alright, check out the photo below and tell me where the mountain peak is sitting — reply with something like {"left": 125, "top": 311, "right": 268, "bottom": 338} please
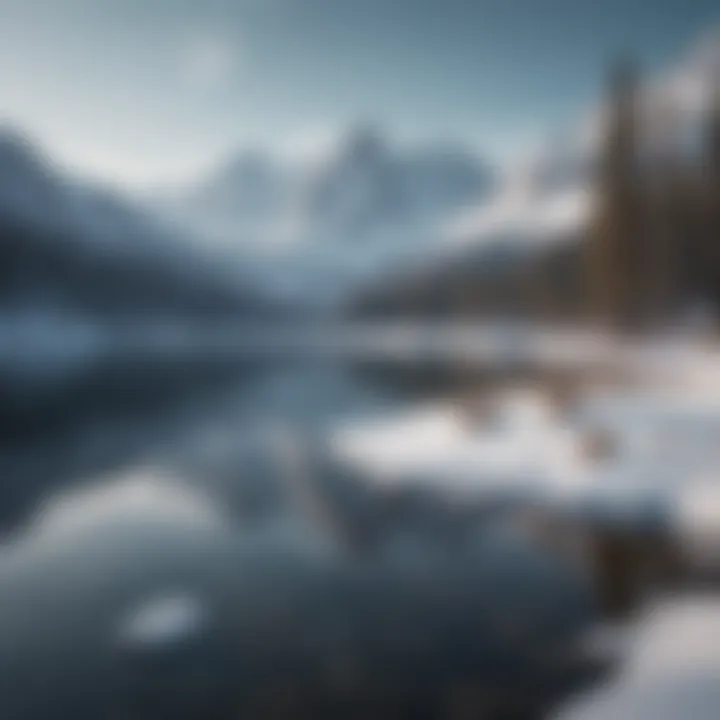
{"left": 335, "top": 126, "right": 389, "bottom": 165}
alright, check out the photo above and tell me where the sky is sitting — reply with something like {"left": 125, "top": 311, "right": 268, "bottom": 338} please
{"left": 0, "top": 0, "right": 718, "bottom": 190}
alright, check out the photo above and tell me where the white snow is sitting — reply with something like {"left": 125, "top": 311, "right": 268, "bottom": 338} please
{"left": 444, "top": 184, "right": 593, "bottom": 250}
{"left": 438, "top": 31, "right": 720, "bottom": 257}
{"left": 330, "top": 338, "right": 720, "bottom": 540}
{"left": 561, "top": 598, "right": 720, "bottom": 720}
{"left": 330, "top": 389, "right": 589, "bottom": 493}
{"left": 117, "top": 592, "right": 208, "bottom": 650}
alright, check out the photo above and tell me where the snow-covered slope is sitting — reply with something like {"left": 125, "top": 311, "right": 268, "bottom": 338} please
{"left": 299, "top": 128, "right": 492, "bottom": 244}
{"left": 0, "top": 126, "right": 276, "bottom": 318}
{"left": 0, "top": 127, "right": 217, "bottom": 266}
{"left": 161, "top": 150, "right": 293, "bottom": 250}
{"left": 156, "top": 128, "right": 495, "bottom": 306}
{"left": 166, "top": 127, "right": 493, "bottom": 252}
{"left": 443, "top": 31, "right": 720, "bottom": 255}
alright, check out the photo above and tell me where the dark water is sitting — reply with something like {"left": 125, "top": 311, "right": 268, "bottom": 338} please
{"left": 0, "top": 357, "right": 602, "bottom": 719}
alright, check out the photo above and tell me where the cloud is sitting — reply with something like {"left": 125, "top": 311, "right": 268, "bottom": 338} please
{"left": 182, "top": 33, "right": 240, "bottom": 91}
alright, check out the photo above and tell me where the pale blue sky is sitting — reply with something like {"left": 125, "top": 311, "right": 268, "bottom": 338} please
{"left": 0, "top": 0, "right": 717, "bottom": 188}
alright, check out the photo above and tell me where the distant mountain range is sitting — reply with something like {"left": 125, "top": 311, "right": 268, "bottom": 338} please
{"left": 350, "top": 31, "right": 720, "bottom": 317}
{"left": 163, "top": 127, "right": 494, "bottom": 248}
{"left": 5, "top": 32, "right": 717, "bottom": 322}
{"left": 157, "top": 127, "right": 495, "bottom": 306}
{"left": 0, "top": 121, "right": 494, "bottom": 318}
{"left": 441, "top": 31, "right": 720, "bottom": 257}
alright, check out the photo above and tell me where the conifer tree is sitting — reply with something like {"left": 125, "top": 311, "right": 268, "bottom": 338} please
{"left": 588, "top": 60, "right": 644, "bottom": 330}
{"left": 644, "top": 98, "right": 682, "bottom": 324}
{"left": 706, "top": 74, "right": 720, "bottom": 313}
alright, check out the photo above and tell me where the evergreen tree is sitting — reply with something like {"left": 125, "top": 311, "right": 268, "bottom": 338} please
{"left": 644, "top": 98, "right": 683, "bottom": 324}
{"left": 706, "top": 73, "right": 720, "bottom": 313}
{"left": 588, "top": 60, "right": 645, "bottom": 330}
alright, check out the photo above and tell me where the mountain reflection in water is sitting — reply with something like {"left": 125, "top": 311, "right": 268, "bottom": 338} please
{"left": 0, "top": 356, "right": 607, "bottom": 719}
{"left": 0, "top": 359, "right": 396, "bottom": 718}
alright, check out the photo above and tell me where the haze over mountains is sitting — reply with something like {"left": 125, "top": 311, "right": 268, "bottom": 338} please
{"left": 1, "top": 31, "right": 718, "bottom": 322}
{"left": 351, "top": 30, "right": 720, "bottom": 316}
{"left": 155, "top": 31, "right": 720, "bottom": 310}
{"left": 0, "top": 127, "right": 279, "bottom": 324}
{"left": 164, "top": 127, "right": 493, "bottom": 247}
{"left": 0, "top": 119, "right": 495, "bottom": 315}
{"left": 157, "top": 127, "right": 495, "bottom": 305}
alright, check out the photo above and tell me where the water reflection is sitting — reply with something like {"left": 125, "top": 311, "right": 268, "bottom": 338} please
{"left": 0, "top": 356, "right": 636, "bottom": 719}
{"left": 0, "top": 358, "right": 413, "bottom": 718}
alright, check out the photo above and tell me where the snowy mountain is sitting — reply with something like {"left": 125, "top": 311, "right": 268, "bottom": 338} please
{"left": 158, "top": 127, "right": 494, "bottom": 306}
{"left": 442, "top": 31, "right": 720, "bottom": 257}
{"left": 302, "top": 128, "right": 494, "bottom": 244}
{"left": 166, "top": 127, "right": 493, "bottom": 251}
{"left": 0, "top": 127, "right": 276, "bottom": 318}
{"left": 348, "top": 31, "right": 720, "bottom": 318}
{"left": 162, "top": 150, "right": 293, "bottom": 249}
{"left": 301, "top": 128, "right": 408, "bottom": 242}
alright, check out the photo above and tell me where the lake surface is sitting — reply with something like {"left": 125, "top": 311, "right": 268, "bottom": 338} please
{"left": 0, "top": 356, "right": 478, "bottom": 719}
{"left": 0, "top": 347, "right": 718, "bottom": 719}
